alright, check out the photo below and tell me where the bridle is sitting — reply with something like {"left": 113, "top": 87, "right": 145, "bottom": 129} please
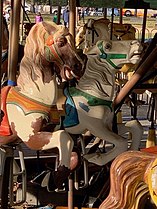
{"left": 97, "top": 41, "right": 127, "bottom": 69}
{"left": 85, "top": 24, "right": 99, "bottom": 45}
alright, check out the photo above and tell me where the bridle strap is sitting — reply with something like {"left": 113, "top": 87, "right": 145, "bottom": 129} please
{"left": 86, "top": 25, "right": 99, "bottom": 45}
{"left": 45, "top": 44, "right": 64, "bottom": 66}
{"left": 97, "top": 41, "right": 127, "bottom": 69}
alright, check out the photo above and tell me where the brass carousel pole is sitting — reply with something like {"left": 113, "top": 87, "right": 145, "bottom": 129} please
{"left": 8, "top": 0, "right": 21, "bottom": 85}
{"left": 69, "top": 0, "right": 76, "bottom": 43}
{"left": 68, "top": 3, "right": 76, "bottom": 209}
{"left": 141, "top": 8, "right": 147, "bottom": 43}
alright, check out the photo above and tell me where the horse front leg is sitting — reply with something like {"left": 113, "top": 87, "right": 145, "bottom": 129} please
{"left": 25, "top": 129, "right": 79, "bottom": 190}
{"left": 25, "top": 130, "right": 74, "bottom": 169}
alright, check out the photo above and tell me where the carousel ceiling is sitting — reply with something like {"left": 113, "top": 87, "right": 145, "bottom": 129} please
{"left": 51, "top": 0, "right": 157, "bottom": 9}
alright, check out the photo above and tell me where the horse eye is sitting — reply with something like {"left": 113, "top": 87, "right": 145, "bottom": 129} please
{"left": 105, "top": 43, "right": 111, "bottom": 49}
{"left": 58, "top": 42, "right": 65, "bottom": 47}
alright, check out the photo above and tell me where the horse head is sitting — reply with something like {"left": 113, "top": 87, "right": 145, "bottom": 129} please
{"left": 86, "top": 39, "right": 142, "bottom": 70}
{"left": 75, "top": 18, "right": 110, "bottom": 52}
{"left": 84, "top": 18, "right": 110, "bottom": 52}
{"left": 43, "top": 22, "right": 84, "bottom": 81}
{"left": 22, "top": 22, "right": 84, "bottom": 83}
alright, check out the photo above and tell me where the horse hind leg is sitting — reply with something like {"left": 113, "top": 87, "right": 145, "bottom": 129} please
{"left": 84, "top": 125, "right": 128, "bottom": 166}
{"left": 124, "top": 120, "right": 143, "bottom": 150}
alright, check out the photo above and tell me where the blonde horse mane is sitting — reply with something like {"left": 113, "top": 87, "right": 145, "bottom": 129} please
{"left": 78, "top": 56, "right": 113, "bottom": 99}
{"left": 100, "top": 151, "right": 156, "bottom": 209}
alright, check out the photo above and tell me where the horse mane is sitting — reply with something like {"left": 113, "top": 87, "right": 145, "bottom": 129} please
{"left": 100, "top": 151, "right": 156, "bottom": 209}
{"left": 78, "top": 56, "right": 114, "bottom": 99}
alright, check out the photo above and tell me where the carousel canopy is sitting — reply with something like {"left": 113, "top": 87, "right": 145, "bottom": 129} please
{"left": 77, "top": 0, "right": 157, "bottom": 9}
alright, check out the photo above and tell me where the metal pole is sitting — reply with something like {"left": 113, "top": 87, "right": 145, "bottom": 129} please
{"left": 69, "top": 0, "right": 76, "bottom": 43}
{"left": 103, "top": 8, "right": 107, "bottom": 19}
{"left": 68, "top": 174, "right": 74, "bottom": 209}
{"left": 114, "top": 47, "right": 157, "bottom": 111}
{"left": 57, "top": 6, "right": 61, "bottom": 25}
{"left": 20, "top": 0, "right": 25, "bottom": 44}
{"left": 8, "top": 0, "right": 21, "bottom": 85}
{"left": 119, "top": 8, "right": 123, "bottom": 24}
{"left": 141, "top": 9, "right": 147, "bottom": 43}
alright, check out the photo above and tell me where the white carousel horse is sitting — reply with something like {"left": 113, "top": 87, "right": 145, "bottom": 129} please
{"left": 99, "top": 150, "right": 157, "bottom": 209}
{"left": 76, "top": 18, "right": 136, "bottom": 51}
{"left": 63, "top": 38, "right": 143, "bottom": 166}
{"left": 75, "top": 18, "right": 137, "bottom": 89}
{"left": 0, "top": 21, "right": 84, "bottom": 189}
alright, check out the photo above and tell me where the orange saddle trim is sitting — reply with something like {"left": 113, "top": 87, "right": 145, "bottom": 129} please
{"left": 6, "top": 87, "right": 60, "bottom": 124}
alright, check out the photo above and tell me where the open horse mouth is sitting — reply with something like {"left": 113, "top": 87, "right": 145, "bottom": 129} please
{"left": 130, "top": 52, "right": 142, "bottom": 62}
{"left": 63, "top": 63, "right": 83, "bottom": 81}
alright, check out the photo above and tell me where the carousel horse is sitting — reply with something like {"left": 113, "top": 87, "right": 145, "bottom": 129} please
{"left": 32, "top": 32, "right": 144, "bottom": 191}
{"left": 75, "top": 18, "right": 136, "bottom": 52}
{"left": 75, "top": 18, "right": 137, "bottom": 89}
{"left": 0, "top": 21, "right": 84, "bottom": 190}
{"left": 76, "top": 18, "right": 110, "bottom": 51}
{"left": 99, "top": 150, "right": 157, "bottom": 209}
{"left": 63, "top": 37, "right": 143, "bottom": 167}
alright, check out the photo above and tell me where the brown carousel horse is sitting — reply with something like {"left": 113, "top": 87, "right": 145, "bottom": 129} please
{"left": 0, "top": 21, "right": 84, "bottom": 190}
{"left": 99, "top": 150, "right": 157, "bottom": 209}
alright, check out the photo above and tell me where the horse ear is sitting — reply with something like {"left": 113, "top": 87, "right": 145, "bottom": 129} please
{"left": 42, "top": 22, "right": 57, "bottom": 35}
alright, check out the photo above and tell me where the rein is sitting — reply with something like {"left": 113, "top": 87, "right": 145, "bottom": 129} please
{"left": 86, "top": 25, "right": 99, "bottom": 45}
{"left": 97, "top": 41, "right": 127, "bottom": 69}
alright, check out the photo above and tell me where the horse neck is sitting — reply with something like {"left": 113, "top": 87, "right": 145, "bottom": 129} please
{"left": 17, "top": 57, "right": 58, "bottom": 105}
{"left": 77, "top": 57, "right": 116, "bottom": 101}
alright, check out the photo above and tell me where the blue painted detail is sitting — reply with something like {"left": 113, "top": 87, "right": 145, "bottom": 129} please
{"left": 79, "top": 102, "right": 90, "bottom": 112}
{"left": 63, "top": 87, "right": 79, "bottom": 128}
{"left": 7, "top": 80, "right": 17, "bottom": 86}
